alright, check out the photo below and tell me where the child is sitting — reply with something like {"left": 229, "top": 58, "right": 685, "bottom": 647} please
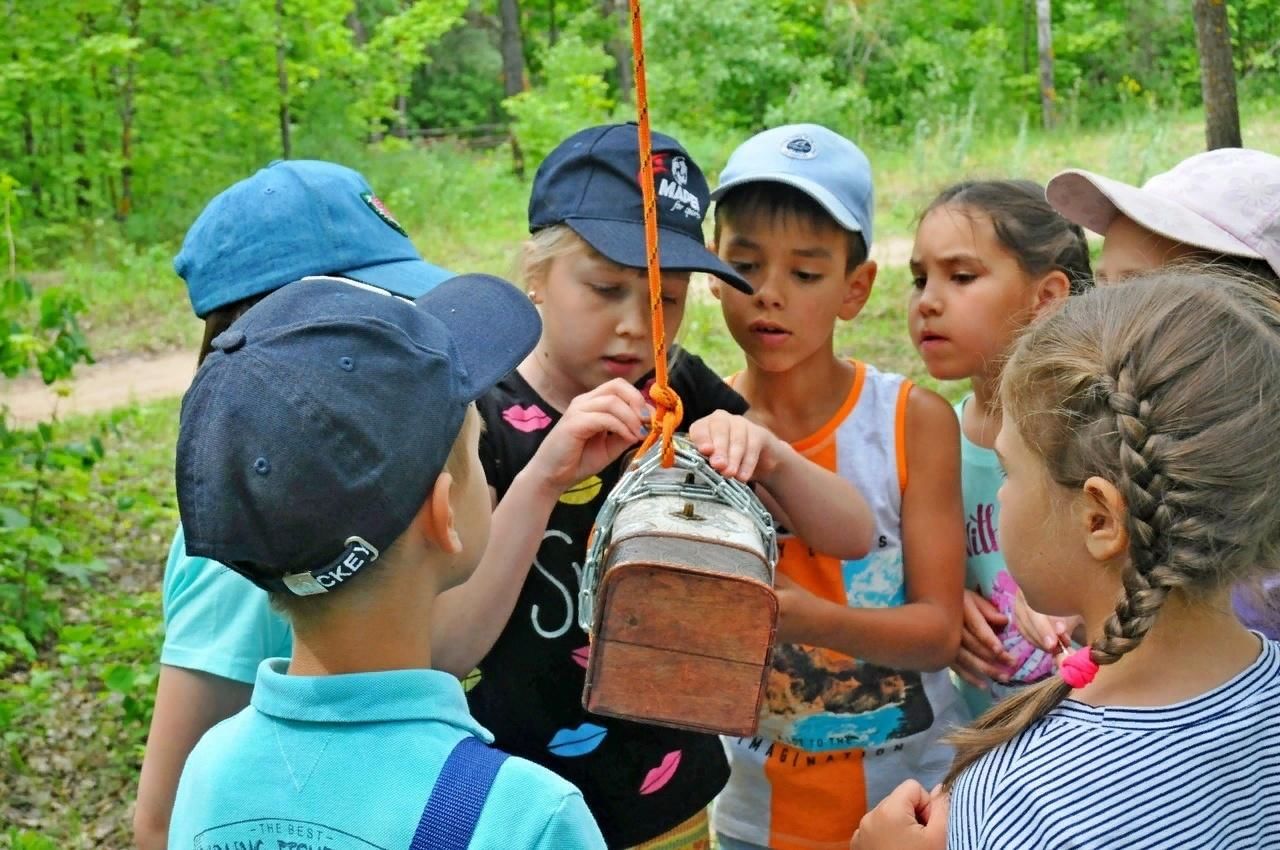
{"left": 853, "top": 269, "right": 1280, "bottom": 849}
{"left": 1046, "top": 149, "right": 1280, "bottom": 642}
{"left": 706, "top": 123, "right": 968, "bottom": 850}
{"left": 168, "top": 274, "right": 607, "bottom": 847}
{"left": 1046, "top": 147, "right": 1280, "bottom": 288}
{"left": 446, "top": 123, "right": 877, "bottom": 850}
{"left": 134, "top": 160, "right": 453, "bottom": 850}
{"left": 907, "top": 180, "right": 1093, "bottom": 714}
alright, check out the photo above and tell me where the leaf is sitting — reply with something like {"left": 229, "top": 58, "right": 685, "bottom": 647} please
{"left": 101, "top": 665, "right": 135, "bottom": 694}
{"left": 0, "top": 507, "right": 30, "bottom": 529}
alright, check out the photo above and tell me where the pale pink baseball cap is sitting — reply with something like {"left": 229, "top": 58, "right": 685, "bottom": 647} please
{"left": 1046, "top": 148, "right": 1280, "bottom": 279}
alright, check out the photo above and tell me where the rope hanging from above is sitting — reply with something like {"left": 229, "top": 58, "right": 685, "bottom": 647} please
{"left": 627, "top": 0, "right": 682, "bottom": 468}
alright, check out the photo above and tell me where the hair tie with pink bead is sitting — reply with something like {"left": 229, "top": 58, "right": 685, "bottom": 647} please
{"left": 1059, "top": 645, "right": 1100, "bottom": 688}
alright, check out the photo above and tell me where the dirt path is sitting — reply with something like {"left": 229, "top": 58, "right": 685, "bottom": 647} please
{"left": 0, "top": 237, "right": 917, "bottom": 426}
{"left": 1, "top": 350, "right": 196, "bottom": 427}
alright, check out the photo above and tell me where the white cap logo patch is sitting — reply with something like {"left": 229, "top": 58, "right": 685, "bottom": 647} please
{"left": 781, "top": 135, "right": 817, "bottom": 159}
{"left": 672, "top": 156, "right": 689, "bottom": 186}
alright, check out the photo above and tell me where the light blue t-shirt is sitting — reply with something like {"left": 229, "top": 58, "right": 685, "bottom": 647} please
{"left": 161, "top": 524, "right": 292, "bottom": 683}
{"left": 955, "top": 397, "right": 1056, "bottom": 715}
{"left": 169, "top": 659, "right": 606, "bottom": 850}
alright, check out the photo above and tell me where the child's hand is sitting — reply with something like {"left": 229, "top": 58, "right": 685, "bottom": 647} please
{"left": 772, "top": 571, "right": 819, "bottom": 645}
{"left": 1012, "top": 587, "right": 1083, "bottom": 653}
{"left": 526, "top": 379, "right": 648, "bottom": 493}
{"left": 950, "top": 589, "right": 1015, "bottom": 688}
{"left": 687, "top": 410, "right": 783, "bottom": 483}
{"left": 851, "top": 780, "right": 949, "bottom": 850}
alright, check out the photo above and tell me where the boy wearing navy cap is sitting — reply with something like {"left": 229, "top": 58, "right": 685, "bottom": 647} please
{"left": 167, "top": 273, "right": 605, "bottom": 849}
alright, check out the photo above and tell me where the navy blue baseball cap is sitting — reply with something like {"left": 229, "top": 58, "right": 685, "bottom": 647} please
{"left": 175, "top": 160, "right": 453, "bottom": 318}
{"left": 529, "top": 123, "right": 753, "bottom": 294}
{"left": 712, "top": 124, "right": 875, "bottom": 247}
{"left": 176, "top": 274, "right": 539, "bottom": 596}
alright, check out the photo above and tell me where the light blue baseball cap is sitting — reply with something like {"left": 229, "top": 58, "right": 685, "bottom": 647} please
{"left": 176, "top": 160, "right": 453, "bottom": 317}
{"left": 711, "top": 124, "right": 874, "bottom": 247}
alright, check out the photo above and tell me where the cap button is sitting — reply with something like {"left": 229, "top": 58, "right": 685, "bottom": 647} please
{"left": 211, "top": 329, "right": 246, "bottom": 352}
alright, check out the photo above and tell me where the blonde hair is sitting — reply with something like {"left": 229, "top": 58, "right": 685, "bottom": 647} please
{"left": 520, "top": 224, "right": 599, "bottom": 291}
{"left": 944, "top": 269, "right": 1280, "bottom": 787}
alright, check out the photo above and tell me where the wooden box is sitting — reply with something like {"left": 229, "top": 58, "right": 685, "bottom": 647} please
{"left": 581, "top": 464, "right": 778, "bottom": 736}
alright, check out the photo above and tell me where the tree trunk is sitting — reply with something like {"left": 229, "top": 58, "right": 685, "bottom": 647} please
{"left": 548, "top": 0, "right": 557, "bottom": 46}
{"left": 346, "top": 9, "right": 367, "bottom": 47}
{"left": 601, "top": 0, "right": 633, "bottom": 102}
{"left": 1035, "top": 0, "right": 1055, "bottom": 130}
{"left": 1193, "top": 0, "right": 1242, "bottom": 149}
{"left": 275, "top": 0, "right": 292, "bottom": 160}
{"left": 499, "top": 0, "right": 525, "bottom": 99}
{"left": 499, "top": 0, "right": 526, "bottom": 178}
{"left": 118, "top": 0, "right": 139, "bottom": 221}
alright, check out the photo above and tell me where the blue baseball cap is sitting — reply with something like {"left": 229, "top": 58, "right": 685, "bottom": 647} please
{"left": 175, "top": 160, "right": 453, "bottom": 317}
{"left": 176, "top": 274, "right": 539, "bottom": 596}
{"left": 711, "top": 124, "right": 875, "bottom": 247}
{"left": 529, "top": 123, "right": 753, "bottom": 293}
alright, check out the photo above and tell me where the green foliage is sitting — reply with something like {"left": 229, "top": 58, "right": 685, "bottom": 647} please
{"left": 505, "top": 25, "right": 617, "bottom": 165}
{"left": 0, "top": 176, "right": 100, "bottom": 671}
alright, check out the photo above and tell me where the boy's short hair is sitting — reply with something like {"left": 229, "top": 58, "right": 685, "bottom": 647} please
{"left": 711, "top": 123, "right": 874, "bottom": 270}
{"left": 175, "top": 275, "right": 539, "bottom": 600}
{"left": 714, "top": 182, "right": 870, "bottom": 271}
{"left": 527, "top": 123, "right": 753, "bottom": 294}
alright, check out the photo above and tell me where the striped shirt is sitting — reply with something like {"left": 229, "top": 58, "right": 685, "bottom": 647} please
{"left": 949, "top": 637, "right": 1280, "bottom": 849}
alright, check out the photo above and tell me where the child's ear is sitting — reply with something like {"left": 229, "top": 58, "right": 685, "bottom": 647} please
{"left": 838, "top": 260, "right": 877, "bottom": 322}
{"left": 415, "top": 473, "right": 462, "bottom": 555}
{"left": 1080, "top": 476, "right": 1129, "bottom": 563}
{"left": 521, "top": 240, "right": 544, "bottom": 304}
{"left": 1032, "top": 269, "right": 1071, "bottom": 319}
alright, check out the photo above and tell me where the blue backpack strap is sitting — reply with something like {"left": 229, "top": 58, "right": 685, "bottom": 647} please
{"left": 410, "top": 736, "right": 510, "bottom": 850}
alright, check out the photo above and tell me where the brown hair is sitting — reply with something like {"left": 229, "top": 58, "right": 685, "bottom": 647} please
{"left": 944, "top": 269, "right": 1280, "bottom": 787}
{"left": 197, "top": 294, "right": 268, "bottom": 366}
{"left": 713, "top": 182, "right": 869, "bottom": 271}
{"left": 926, "top": 180, "right": 1093, "bottom": 295}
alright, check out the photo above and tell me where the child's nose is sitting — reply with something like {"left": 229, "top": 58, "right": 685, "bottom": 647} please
{"left": 753, "top": 269, "right": 785, "bottom": 307}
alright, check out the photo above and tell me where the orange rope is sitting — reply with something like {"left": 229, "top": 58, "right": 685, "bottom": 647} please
{"left": 628, "top": 0, "right": 682, "bottom": 468}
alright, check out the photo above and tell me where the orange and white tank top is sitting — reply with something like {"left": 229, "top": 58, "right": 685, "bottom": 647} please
{"left": 713, "top": 361, "right": 968, "bottom": 850}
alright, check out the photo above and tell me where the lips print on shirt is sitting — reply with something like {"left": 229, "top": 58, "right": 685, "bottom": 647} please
{"left": 502, "top": 403, "right": 552, "bottom": 433}
{"left": 639, "top": 750, "right": 682, "bottom": 794}
{"left": 547, "top": 723, "right": 608, "bottom": 757}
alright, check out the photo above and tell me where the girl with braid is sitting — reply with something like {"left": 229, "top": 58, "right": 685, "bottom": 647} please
{"left": 854, "top": 269, "right": 1280, "bottom": 850}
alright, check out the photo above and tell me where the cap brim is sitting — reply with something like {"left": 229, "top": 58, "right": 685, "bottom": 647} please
{"left": 345, "top": 257, "right": 455, "bottom": 299}
{"left": 1046, "top": 169, "right": 1262, "bottom": 260}
{"left": 711, "top": 173, "right": 867, "bottom": 240}
{"left": 415, "top": 274, "right": 541, "bottom": 400}
{"left": 565, "top": 218, "right": 754, "bottom": 294}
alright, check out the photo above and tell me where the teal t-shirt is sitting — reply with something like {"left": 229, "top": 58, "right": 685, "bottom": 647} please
{"left": 168, "top": 659, "right": 606, "bottom": 849}
{"left": 160, "top": 524, "right": 292, "bottom": 683}
{"left": 955, "top": 396, "right": 1056, "bottom": 715}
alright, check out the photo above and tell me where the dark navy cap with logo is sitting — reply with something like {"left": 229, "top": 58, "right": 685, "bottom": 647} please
{"left": 175, "top": 275, "right": 540, "bottom": 596}
{"left": 528, "top": 123, "right": 753, "bottom": 294}
{"left": 175, "top": 160, "right": 453, "bottom": 318}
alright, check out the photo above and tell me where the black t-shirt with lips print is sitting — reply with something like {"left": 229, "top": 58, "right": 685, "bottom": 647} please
{"left": 471, "top": 348, "right": 749, "bottom": 848}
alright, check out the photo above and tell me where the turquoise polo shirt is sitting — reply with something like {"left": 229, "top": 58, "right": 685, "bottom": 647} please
{"left": 161, "top": 525, "right": 292, "bottom": 683}
{"left": 169, "top": 659, "right": 606, "bottom": 849}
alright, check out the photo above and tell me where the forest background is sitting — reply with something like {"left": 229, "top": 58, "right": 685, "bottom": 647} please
{"left": 1, "top": 1, "right": 1278, "bottom": 846}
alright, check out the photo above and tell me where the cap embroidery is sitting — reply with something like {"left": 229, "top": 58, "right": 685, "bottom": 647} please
{"left": 282, "top": 535, "right": 380, "bottom": 596}
{"left": 360, "top": 192, "right": 408, "bottom": 236}
{"left": 672, "top": 156, "right": 688, "bottom": 186}
{"left": 781, "top": 135, "right": 817, "bottom": 159}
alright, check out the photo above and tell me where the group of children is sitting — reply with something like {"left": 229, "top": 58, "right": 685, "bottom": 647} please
{"left": 132, "top": 120, "right": 1280, "bottom": 850}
